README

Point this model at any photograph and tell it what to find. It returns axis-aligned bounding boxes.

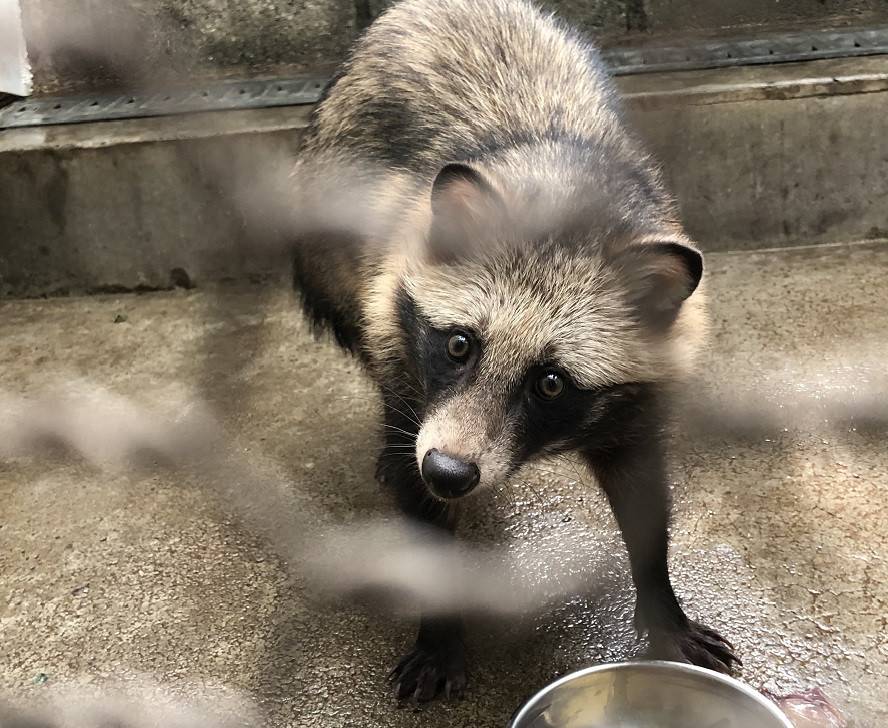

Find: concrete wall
[0,136,277,294]
[20,0,634,96]
[19,0,888,96]
[634,92,888,250]
[4,3,888,296]
[19,0,359,96]
[643,0,886,33]
[371,0,888,36]
[3,58,887,296]
[0,108,313,295]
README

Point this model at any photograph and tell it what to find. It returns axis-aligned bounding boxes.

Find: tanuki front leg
[585,437,740,673]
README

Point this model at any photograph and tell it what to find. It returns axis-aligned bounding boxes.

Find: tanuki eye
[535,372,564,400]
[446,332,472,361]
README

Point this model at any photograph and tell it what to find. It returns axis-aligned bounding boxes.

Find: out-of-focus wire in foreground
[0,381,596,618]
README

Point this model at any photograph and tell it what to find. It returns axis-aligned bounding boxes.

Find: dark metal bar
[2,27,888,130]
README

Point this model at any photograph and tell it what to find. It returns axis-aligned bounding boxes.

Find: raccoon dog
[292,0,739,703]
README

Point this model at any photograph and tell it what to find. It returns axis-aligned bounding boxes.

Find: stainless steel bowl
[510,661,793,728]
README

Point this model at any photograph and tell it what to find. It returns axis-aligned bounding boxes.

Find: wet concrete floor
[1,242,886,726]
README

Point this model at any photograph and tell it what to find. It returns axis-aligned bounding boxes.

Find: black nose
[421,449,480,498]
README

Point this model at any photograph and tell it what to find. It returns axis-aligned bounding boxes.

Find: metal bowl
[510,661,793,728]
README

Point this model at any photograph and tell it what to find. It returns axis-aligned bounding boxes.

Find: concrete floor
[1,242,886,726]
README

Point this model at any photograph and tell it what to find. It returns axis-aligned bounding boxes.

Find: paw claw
[649,620,741,675]
[389,644,467,703]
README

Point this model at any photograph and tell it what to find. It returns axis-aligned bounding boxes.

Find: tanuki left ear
[611,240,703,327]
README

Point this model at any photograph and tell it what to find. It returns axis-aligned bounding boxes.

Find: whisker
[391,376,425,399]
[378,451,415,460]
[528,458,578,479]
[382,405,422,429]
[333,382,424,428]
[381,423,418,439]
[378,393,423,428]
[527,462,574,480]
[383,380,425,406]
[497,483,519,512]
[379,379,425,418]
[526,481,546,507]
[554,454,593,487]
[510,478,546,510]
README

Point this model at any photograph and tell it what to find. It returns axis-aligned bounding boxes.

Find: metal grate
[2,27,888,130]
[0,74,329,129]
[602,26,888,76]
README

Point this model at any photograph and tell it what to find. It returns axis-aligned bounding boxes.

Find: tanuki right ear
[428,163,505,262]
